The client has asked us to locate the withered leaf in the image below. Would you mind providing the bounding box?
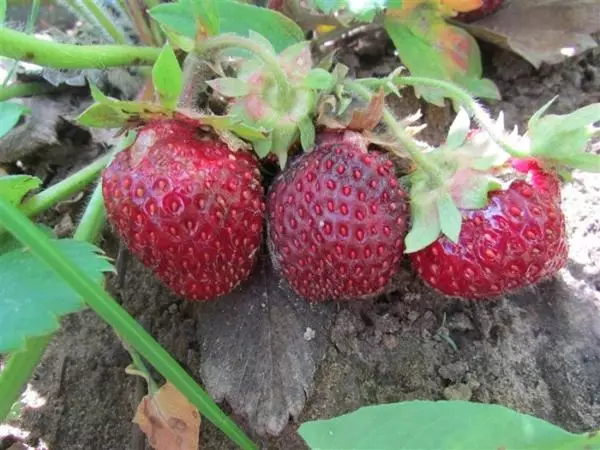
[459,0,600,68]
[196,251,335,436]
[347,89,386,132]
[133,382,201,450]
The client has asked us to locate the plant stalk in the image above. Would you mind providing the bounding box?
[344,80,445,186]
[360,76,530,159]
[19,153,111,219]
[0,197,257,450]
[0,82,63,102]
[0,27,160,69]
[0,334,52,420]
[81,0,129,44]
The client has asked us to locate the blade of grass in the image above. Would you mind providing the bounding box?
[81,0,129,44]
[0,196,257,450]
[2,0,40,87]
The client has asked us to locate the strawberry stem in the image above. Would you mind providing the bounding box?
[344,80,445,187]
[0,27,160,69]
[195,34,293,109]
[359,76,531,159]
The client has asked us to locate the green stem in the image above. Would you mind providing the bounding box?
[0,334,52,420]
[19,153,111,219]
[124,0,155,46]
[81,0,129,44]
[360,75,530,159]
[0,198,257,450]
[344,80,445,187]
[0,81,62,102]
[195,34,292,107]
[0,27,160,69]
[73,183,106,242]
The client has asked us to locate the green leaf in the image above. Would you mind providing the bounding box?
[152,43,182,111]
[150,0,304,53]
[0,101,29,139]
[0,224,53,255]
[0,175,41,206]
[445,107,470,150]
[207,78,250,97]
[0,239,114,352]
[77,103,129,128]
[314,0,394,20]
[384,11,499,105]
[304,68,335,91]
[437,193,462,243]
[298,116,315,151]
[298,400,600,450]
[190,0,219,36]
[248,30,276,56]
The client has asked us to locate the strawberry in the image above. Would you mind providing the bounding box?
[409,171,567,299]
[455,0,504,22]
[267,130,409,302]
[102,119,265,301]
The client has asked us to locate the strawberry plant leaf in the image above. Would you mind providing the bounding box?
[150,0,304,53]
[559,152,600,173]
[298,400,600,449]
[152,43,183,111]
[384,8,500,105]
[298,116,315,151]
[304,68,335,91]
[0,175,41,206]
[437,193,461,243]
[196,250,334,436]
[89,83,112,104]
[206,78,250,98]
[0,224,53,254]
[0,101,29,139]
[0,239,114,353]
[190,0,219,36]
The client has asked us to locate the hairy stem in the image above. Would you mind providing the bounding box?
[0,81,62,102]
[18,153,111,219]
[360,76,530,159]
[0,27,160,69]
[195,34,292,107]
[344,80,445,187]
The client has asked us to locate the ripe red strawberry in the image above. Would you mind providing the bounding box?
[267,130,409,302]
[102,119,265,300]
[455,0,504,22]
[410,164,567,299]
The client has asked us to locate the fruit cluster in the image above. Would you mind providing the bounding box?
[93,11,598,304]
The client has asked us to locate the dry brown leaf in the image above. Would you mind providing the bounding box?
[460,0,600,67]
[347,88,386,131]
[133,382,201,450]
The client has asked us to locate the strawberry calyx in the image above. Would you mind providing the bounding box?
[204,35,336,167]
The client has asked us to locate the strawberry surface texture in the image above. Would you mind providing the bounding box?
[102,119,265,300]
[410,165,567,299]
[267,130,409,302]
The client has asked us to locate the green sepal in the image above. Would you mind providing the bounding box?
[298,116,315,151]
[207,77,251,97]
[271,125,299,168]
[404,176,442,254]
[304,68,335,92]
[78,103,130,128]
[445,107,470,150]
[190,0,220,36]
[253,135,273,159]
[152,42,183,111]
[437,192,461,243]
[528,101,600,172]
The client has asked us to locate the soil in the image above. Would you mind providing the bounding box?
[2,15,600,450]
